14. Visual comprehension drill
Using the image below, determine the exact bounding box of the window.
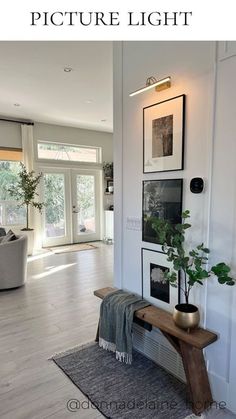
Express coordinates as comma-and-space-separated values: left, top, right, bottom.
0, 155, 26, 226
37, 142, 101, 163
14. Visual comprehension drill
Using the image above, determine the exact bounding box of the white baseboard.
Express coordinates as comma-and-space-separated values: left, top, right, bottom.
208, 371, 229, 406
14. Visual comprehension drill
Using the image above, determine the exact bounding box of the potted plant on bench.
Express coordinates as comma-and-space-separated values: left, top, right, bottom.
152, 210, 235, 331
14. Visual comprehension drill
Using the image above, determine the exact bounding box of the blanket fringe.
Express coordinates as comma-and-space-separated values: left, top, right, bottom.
99, 338, 132, 364
99, 337, 116, 353
116, 351, 132, 365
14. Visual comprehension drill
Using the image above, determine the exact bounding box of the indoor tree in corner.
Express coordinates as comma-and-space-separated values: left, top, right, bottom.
8, 163, 44, 254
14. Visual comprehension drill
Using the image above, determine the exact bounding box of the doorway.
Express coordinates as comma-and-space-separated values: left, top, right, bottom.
41, 167, 101, 247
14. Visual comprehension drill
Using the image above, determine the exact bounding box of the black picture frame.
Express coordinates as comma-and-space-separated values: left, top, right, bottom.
143, 94, 185, 173
141, 248, 180, 312
142, 178, 183, 245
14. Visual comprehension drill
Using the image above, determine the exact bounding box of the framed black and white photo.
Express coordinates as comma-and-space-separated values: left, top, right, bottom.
142, 178, 183, 245
143, 95, 185, 173
142, 248, 180, 312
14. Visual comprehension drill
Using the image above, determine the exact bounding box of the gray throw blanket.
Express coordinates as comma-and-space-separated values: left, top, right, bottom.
99, 289, 150, 364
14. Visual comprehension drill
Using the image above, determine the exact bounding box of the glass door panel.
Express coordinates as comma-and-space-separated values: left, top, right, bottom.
42, 170, 71, 247
72, 170, 100, 243
41, 168, 101, 246
44, 173, 66, 238
76, 174, 96, 235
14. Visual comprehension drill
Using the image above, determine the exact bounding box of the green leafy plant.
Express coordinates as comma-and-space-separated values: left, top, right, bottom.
8, 163, 44, 230
151, 210, 235, 304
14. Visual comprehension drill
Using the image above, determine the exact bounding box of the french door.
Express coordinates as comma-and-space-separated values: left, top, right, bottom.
41, 167, 101, 247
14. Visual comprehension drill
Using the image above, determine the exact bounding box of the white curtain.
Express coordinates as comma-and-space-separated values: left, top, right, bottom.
21, 124, 34, 172
21, 124, 42, 250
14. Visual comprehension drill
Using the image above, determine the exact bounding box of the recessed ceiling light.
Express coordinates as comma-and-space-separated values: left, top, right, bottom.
85, 100, 93, 104
64, 67, 73, 73
14, 103, 20, 107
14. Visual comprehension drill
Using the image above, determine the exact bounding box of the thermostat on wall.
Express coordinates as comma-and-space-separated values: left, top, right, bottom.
190, 178, 204, 194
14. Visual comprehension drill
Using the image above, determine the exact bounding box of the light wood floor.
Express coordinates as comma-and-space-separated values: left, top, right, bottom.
0, 242, 235, 419
0, 242, 113, 419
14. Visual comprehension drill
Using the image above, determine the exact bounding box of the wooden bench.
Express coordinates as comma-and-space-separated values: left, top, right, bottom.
94, 287, 218, 415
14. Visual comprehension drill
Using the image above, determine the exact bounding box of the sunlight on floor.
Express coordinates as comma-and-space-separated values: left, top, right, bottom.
31, 263, 77, 279
27, 251, 53, 262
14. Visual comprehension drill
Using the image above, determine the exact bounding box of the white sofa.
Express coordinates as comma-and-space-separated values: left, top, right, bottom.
0, 235, 28, 290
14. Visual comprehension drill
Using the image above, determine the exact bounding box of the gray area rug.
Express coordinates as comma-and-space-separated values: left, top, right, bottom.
52, 342, 192, 418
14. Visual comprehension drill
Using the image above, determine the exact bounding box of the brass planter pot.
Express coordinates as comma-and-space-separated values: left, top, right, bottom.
173, 304, 200, 331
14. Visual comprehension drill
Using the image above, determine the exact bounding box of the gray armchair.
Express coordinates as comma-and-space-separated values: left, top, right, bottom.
0, 235, 28, 290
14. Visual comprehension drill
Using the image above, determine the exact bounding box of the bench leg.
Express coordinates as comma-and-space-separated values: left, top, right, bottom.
179, 341, 213, 415
95, 321, 100, 342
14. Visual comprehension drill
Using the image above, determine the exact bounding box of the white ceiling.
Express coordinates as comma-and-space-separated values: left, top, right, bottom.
0, 42, 113, 132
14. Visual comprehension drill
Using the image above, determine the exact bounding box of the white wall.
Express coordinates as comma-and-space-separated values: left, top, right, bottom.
33, 122, 113, 246
113, 42, 123, 287
34, 122, 113, 162
113, 41, 236, 411
0, 120, 113, 160
114, 40, 215, 305
34, 122, 113, 234
0, 120, 113, 243
206, 42, 236, 411
0, 120, 22, 149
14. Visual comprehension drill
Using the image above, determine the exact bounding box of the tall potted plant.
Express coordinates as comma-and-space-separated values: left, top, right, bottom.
152, 210, 235, 331
8, 163, 44, 255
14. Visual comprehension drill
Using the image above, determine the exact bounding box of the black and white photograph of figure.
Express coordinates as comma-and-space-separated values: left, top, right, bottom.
143, 95, 185, 173
150, 263, 170, 303
152, 114, 173, 158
